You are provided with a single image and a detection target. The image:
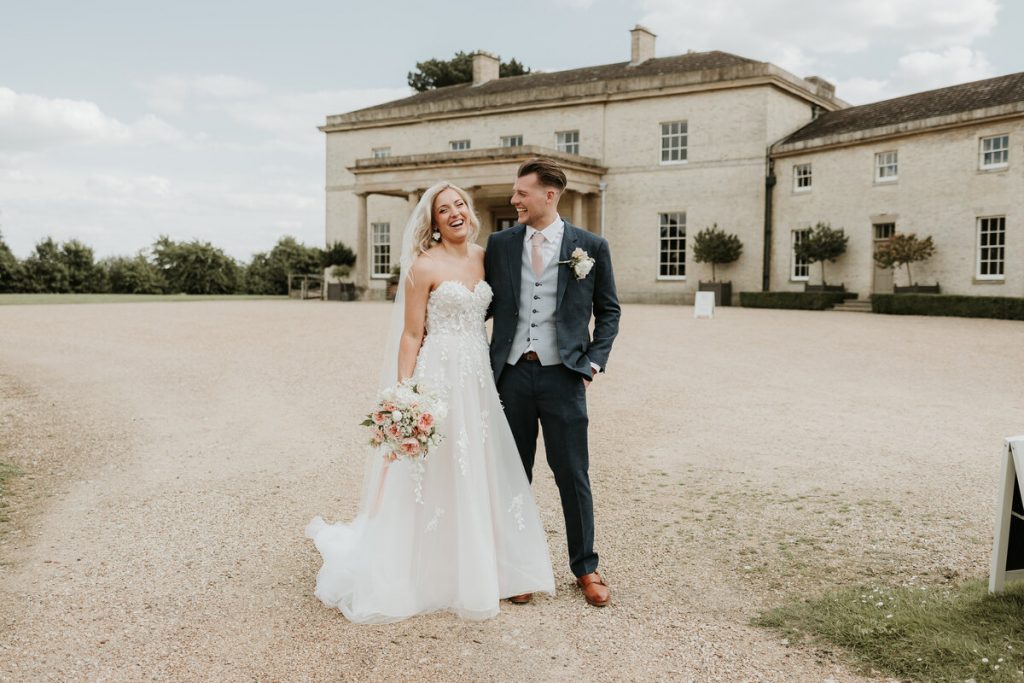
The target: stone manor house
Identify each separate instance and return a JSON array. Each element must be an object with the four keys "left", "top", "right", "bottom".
[{"left": 322, "top": 26, "right": 1022, "bottom": 303}]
